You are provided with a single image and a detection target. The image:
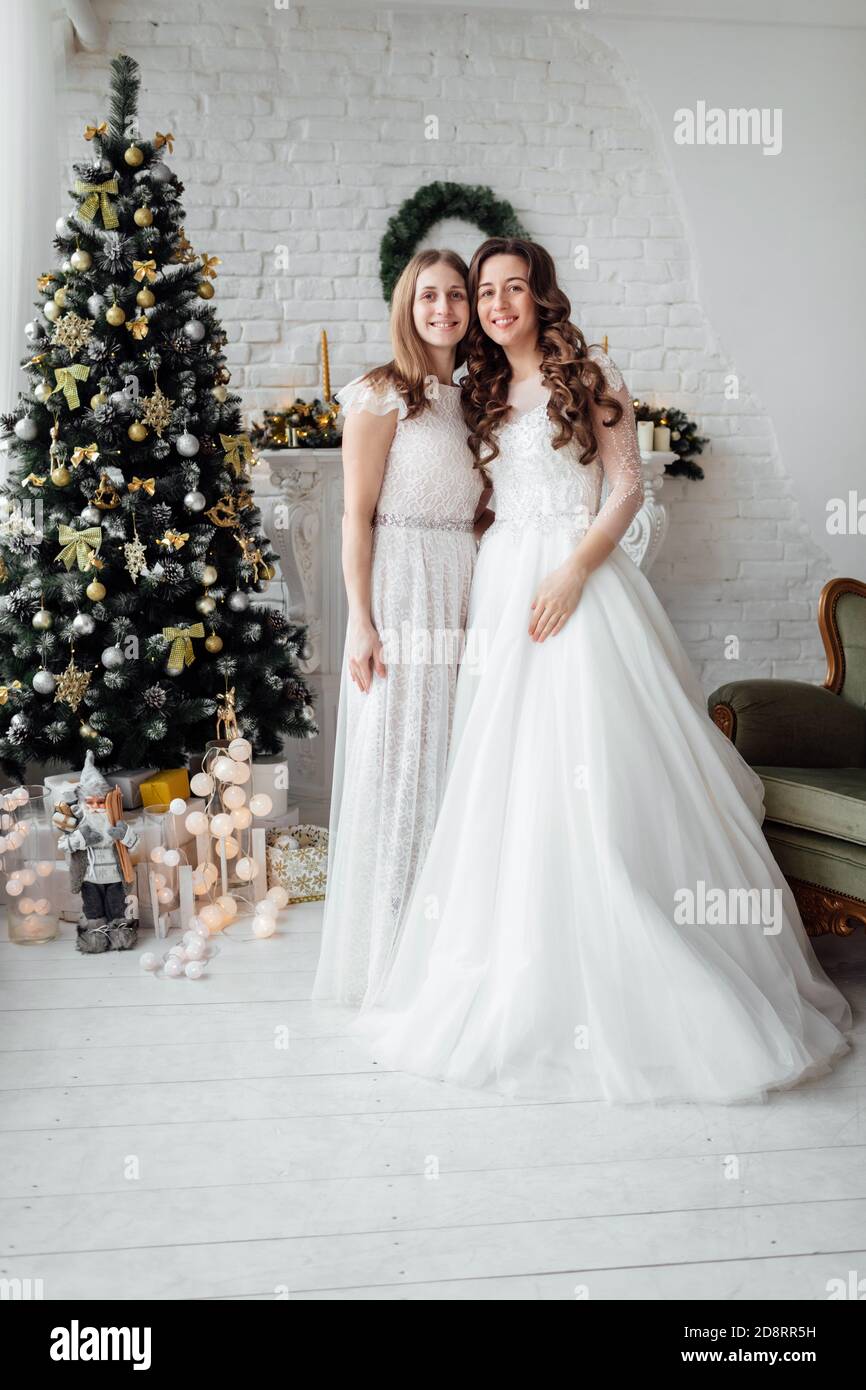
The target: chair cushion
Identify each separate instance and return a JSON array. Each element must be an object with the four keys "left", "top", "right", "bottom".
[{"left": 755, "top": 766, "right": 866, "bottom": 847}]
